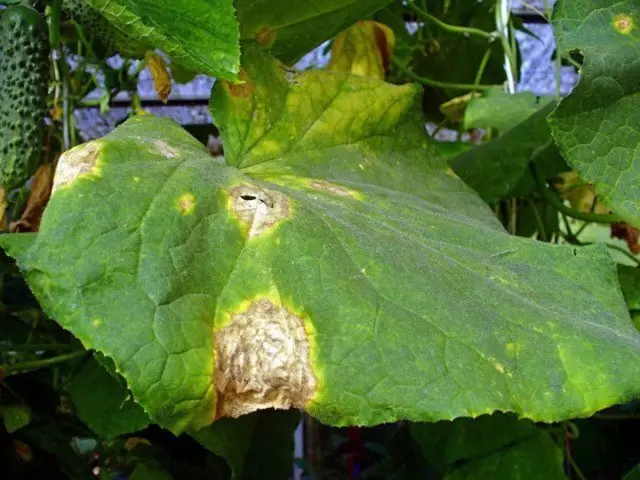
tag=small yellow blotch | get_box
[613,14,633,34]
[177,193,196,215]
[446,168,459,178]
[92,318,103,328]
[133,176,141,183]
[505,342,516,355]
[493,362,505,374]
[358,164,365,171]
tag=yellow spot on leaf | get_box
[133,176,141,183]
[613,14,633,34]
[493,362,505,374]
[177,193,196,215]
[92,318,103,328]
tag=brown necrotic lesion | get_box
[214,299,316,419]
[227,185,289,238]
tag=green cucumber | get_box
[62,0,147,58]
[0,5,50,191]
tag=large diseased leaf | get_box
[548,0,640,227]
[2,45,640,434]
[83,0,240,80]
[236,0,393,64]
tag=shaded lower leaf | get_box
[452,102,565,202]
[192,409,299,480]
[411,414,565,480]
[445,432,565,479]
[129,462,173,480]
[624,464,640,480]
[66,357,150,439]
[618,265,640,310]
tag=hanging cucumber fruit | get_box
[0,5,50,192]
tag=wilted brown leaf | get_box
[9,163,54,233]
[0,187,7,231]
[146,51,172,103]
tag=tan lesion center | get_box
[214,299,317,419]
[228,185,289,238]
[52,141,102,194]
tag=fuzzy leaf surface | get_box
[548,0,640,227]
[1,47,640,433]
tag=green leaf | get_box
[2,46,640,433]
[411,414,565,479]
[0,404,33,433]
[548,0,640,227]
[129,462,173,480]
[446,434,565,479]
[452,103,567,202]
[191,409,299,480]
[236,0,393,64]
[618,265,640,310]
[66,357,150,438]
[624,464,640,480]
[463,88,551,134]
[82,0,240,80]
